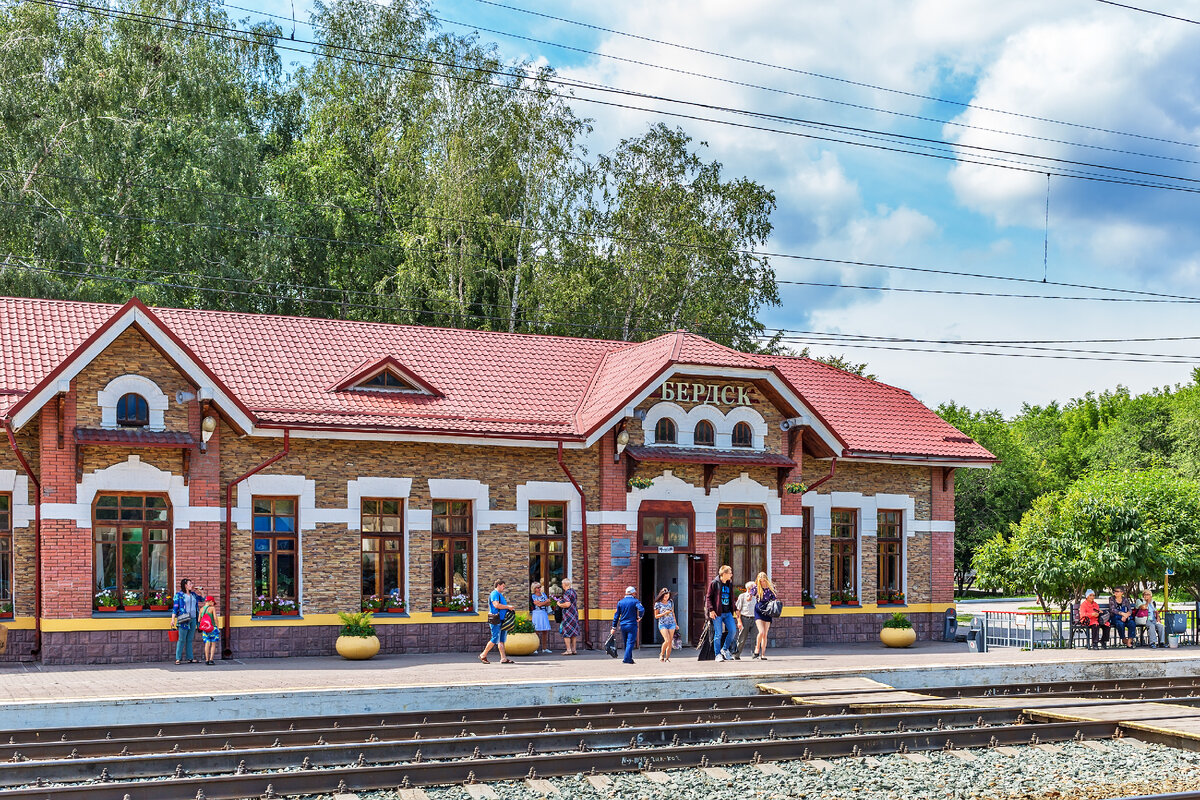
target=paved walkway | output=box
[2,640,1198,705]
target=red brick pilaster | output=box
[38,391,89,619]
[772,433,805,592]
[597,430,636,611]
[179,402,222,596]
[931,466,955,604]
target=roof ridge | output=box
[763,352,912,396]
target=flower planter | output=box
[96,606,117,613]
[278,610,299,616]
[335,635,380,660]
[386,607,405,614]
[880,627,916,648]
[149,605,169,611]
[503,632,540,656]
[123,605,144,612]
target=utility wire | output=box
[1091,0,1200,25]
[4,255,1196,364]
[24,0,1200,197]
[476,0,1200,151]
[427,10,1200,168]
[7,167,1200,303]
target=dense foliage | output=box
[0,0,779,349]
[943,371,1200,601]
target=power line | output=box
[476,0,1200,151]
[426,11,1200,169]
[8,166,1200,304]
[5,254,1196,364]
[25,0,1200,198]
[1091,0,1200,25]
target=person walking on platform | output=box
[170,578,205,665]
[611,586,644,664]
[558,578,580,655]
[480,579,515,665]
[1109,587,1135,648]
[706,565,740,662]
[654,588,677,662]
[734,581,756,659]
[197,595,221,665]
[752,572,779,660]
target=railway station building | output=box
[0,297,994,663]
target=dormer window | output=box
[360,370,417,392]
[654,418,676,444]
[731,421,753,448]
[116,393,149,428]
[694,420,714,447]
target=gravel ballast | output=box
[300,738,1200,800]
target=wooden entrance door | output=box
[688,554,708,646]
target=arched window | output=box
[693,420,715,447]
[654,417,676,444]
[116,393,150,428]
[731,421,753,448]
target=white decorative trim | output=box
[233,474,317,531]
[802,490,919,601]
[426,478,490,609]
[97,374,169,431]
[640,402,768,451]
[346,478,413,531]
[0,470,32,529]
[625,470,785,534]
[515,481,581,581]
[910,519,955,533]
[67,456,196,529]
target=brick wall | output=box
[73,328,194,431]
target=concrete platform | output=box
[4,641,1200,731]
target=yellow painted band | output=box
[0,616,35,630]
[806,603,948,614]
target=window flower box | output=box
[148,589,170,611]
[95,589,118,613]
[149,605,170,612]
[801,590,815,607]
[0,601,12,618]
[122,591,143,612]
[274,598,298,616]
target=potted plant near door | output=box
[334,611,381,660]
[502,613,540,656]
[880,612,916,648]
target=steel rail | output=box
[0,708,1031,786]
[0,705,1021,761]
[0,720,1122,800]
[0,694,802,745]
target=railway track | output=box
[2,677,1197,800]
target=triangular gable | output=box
[574,332,846,455]
[5,298,257,433]
[330,356,442,397]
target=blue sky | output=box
[246,0,1200,415]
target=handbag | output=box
[487,613,500,625]
[501,610,516,632]
[764,599,784,618]
[604,633,619,658]
[697,621,715,661]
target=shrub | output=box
[338,611,376,638]
[509,613,535,634]
[882,612,913,629]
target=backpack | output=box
[198,610,215,633]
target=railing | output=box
[980,611,1072,650]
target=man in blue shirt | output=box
[479,578,514,665]
[611,586,644,664]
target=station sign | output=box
[656,381,754,407]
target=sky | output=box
[248,0,1200,416]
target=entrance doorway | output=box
[638,553,689,647]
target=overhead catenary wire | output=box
[3,255,1198,365]
[475,0,1200,151]
[1091,0,1200,25]
[20,0,1200,199]
[8,167,1200,305]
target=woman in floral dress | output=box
[558,577,580,655]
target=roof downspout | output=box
[222,429,290,659]
[556,441,592,649]
[4,423,41,659]
[805,456,838,494]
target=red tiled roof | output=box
[755,355,994,461]
[625,445,796,468]
[0,297,993,461]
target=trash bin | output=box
[1166,611,1188,636]
[943,608,958,642]
[966,625,986,653]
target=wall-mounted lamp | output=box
[614,427,630,462]
[632,408,648,421]
[200,415,217,453]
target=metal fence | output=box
[977,605,1200,650]
[980,611,1072,650]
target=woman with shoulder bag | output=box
[753,572,781,660]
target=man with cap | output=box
[611,586,645,664]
